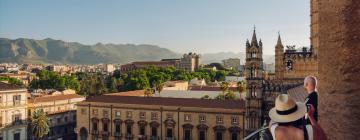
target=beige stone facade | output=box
[222,58,240,70]
[0,82,28,140]
[28,92,85,140]
[76,96,245,140]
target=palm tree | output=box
[144,88,154,97]
[155,81,165,96]
[220,81,231,100]
[237,81,246,99]
[30,109,49,140]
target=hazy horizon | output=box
[0,0,310,55]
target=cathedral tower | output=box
[245,28,264,134]
[275,33,284,80]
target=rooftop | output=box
[84,95,245,109]
[30,94,85,103]
[0,82,25,91]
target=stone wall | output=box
[318,0,360,139]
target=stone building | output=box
[222,58,240,70]
[28,91,85,140]
[76,96,245,140]
[178,52,201,72]
[0,82,28,140]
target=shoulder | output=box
[275,126,303,139]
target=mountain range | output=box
[0,38,274,65]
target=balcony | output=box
[91,130,99,135]
[150,136,159,140]
[138,135,147,140]
[114,132,122,137]
[125,133,134,139]
[101,131,109,136]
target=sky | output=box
[0,0,310,55]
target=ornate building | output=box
[0,82,28,140]
[76,96,245,140]
[244,25,318,135]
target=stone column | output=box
[318,0,360,139]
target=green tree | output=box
[155,81,165,96]
[215,70,227,81]
[144,88,154,97]
[200,95,211,99]
[220,81,231,100]
[237,81,246,99]
[29,110,49,140]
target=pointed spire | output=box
[251,25,258,46]
[276,31,283,46]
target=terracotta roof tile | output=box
[84,95,245,109]
[32,94,84,103]
[0,82,25,91]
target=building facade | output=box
[0,82,28,140]
[222,58,240,70]
[28,92,85,140]
[76,96,245,140]
[178,53,201,72]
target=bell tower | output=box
[245,27,264,134]
[275,32,284,80]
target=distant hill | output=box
[201,52,275,64]
[0,38,274,65]
[0,38,180,64]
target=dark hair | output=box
[278,118,304,128]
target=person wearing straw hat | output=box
[268,94,322,140]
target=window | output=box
[0,96,2,103]
[199,115,206,123]
[151,127,157,136]
[115,124,121,133]
[231,133,238,140]
[115,111,121,117]
[184,114,191,122]
[184,129,191,140]
[73,115,76,121]
[139,112,146,119]
[231,116,238,124]
[199,130,206,140]
[103,123,108,132]
[13,133,20,140]
[13,95,21,106]
[92,122,98,131]
[57,118,61,123]
[166,128,173,138]
[216,116,223,124]
[81,108,87,115]
[126,111,132,118]
[140,126,145,135]
[103,110,109,117]
[13,114,21,124]
[93,109,98,115]
[151,112,158,120]
[126,125,132,134]
[64,116,68,122]
[216,132,223,140]
[286,60,293,71]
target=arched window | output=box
[79,127,88,140]
[286,60,293,71]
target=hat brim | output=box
[269,102,307,123]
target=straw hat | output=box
[269,94,307,123]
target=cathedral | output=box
[244,3,319,133]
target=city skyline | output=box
[0,0,310,55]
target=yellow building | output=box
[28,90,85,140]
[76,96,245,140]
[0,82,28,140]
